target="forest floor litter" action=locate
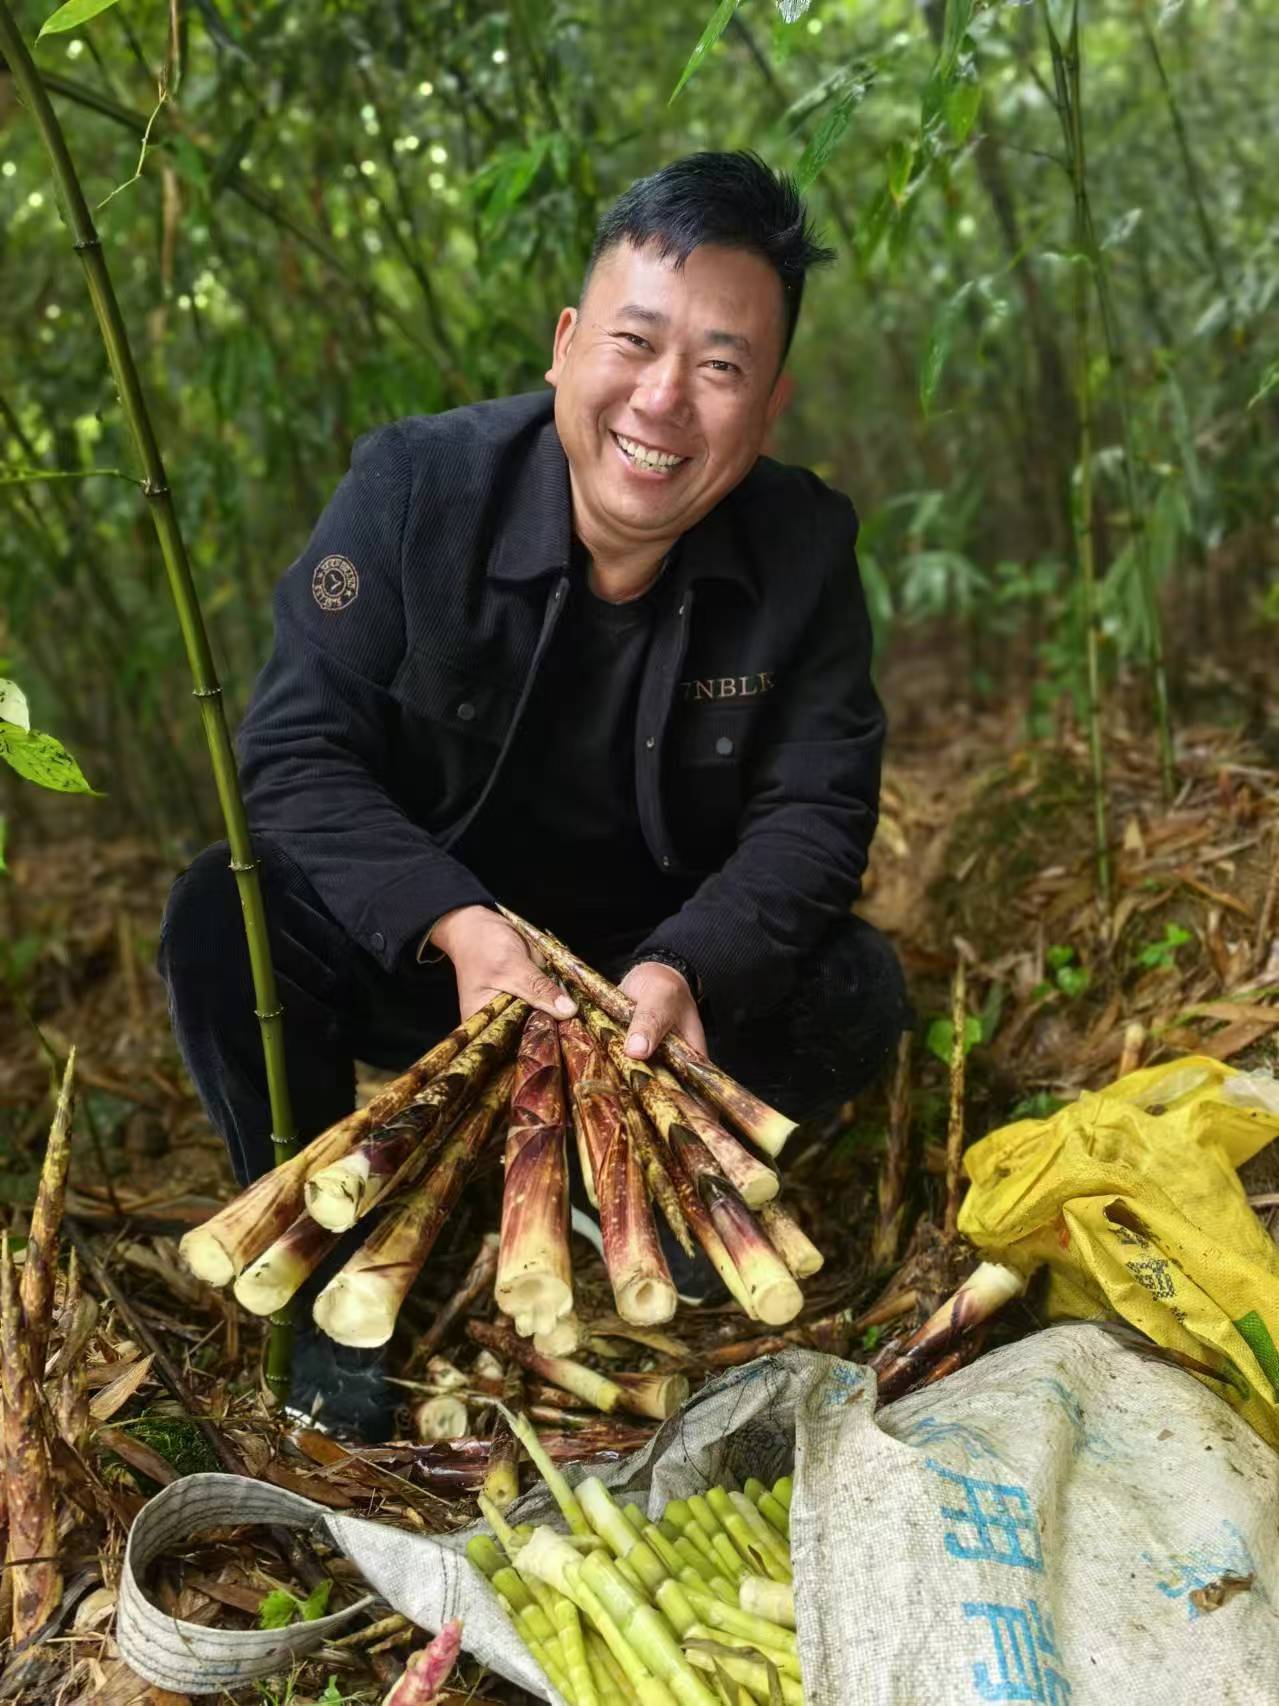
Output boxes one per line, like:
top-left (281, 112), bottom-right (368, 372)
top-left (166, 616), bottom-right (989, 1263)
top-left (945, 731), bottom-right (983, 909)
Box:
top-left (1, 692), bottom-right (1277, 1706)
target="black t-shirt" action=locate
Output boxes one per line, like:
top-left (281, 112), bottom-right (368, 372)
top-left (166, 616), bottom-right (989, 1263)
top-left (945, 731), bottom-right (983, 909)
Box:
top-left (456, 550), bottom-right (696, 965)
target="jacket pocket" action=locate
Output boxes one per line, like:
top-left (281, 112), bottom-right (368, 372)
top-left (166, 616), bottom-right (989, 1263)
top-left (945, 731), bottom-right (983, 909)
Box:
top-left (396, 651), bottom-right (519, 747)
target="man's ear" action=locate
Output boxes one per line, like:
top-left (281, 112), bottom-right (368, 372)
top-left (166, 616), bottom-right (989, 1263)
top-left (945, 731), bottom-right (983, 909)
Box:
top-left (765, 369), bottom-right (794, 426)
top-left (546, 307), bottom-right (578, 386)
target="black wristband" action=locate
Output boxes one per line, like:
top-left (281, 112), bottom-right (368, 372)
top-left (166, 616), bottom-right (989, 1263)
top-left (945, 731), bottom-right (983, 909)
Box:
top-left (626, 947), bottom-right (703, 1002)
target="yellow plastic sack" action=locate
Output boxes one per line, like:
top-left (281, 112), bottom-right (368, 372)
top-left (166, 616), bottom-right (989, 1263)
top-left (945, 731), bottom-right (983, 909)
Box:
top-left (959, 1055), bottom-right (1279, 1447)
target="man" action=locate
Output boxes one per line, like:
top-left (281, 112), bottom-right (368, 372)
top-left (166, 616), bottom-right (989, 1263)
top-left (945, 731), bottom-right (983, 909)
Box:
top-left (159, 151), bottom-right (910, 1434)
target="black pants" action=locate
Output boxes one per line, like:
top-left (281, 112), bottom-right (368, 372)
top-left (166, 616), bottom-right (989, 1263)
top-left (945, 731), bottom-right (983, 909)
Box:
top-left (157, 838), bottom-right (912, 1186)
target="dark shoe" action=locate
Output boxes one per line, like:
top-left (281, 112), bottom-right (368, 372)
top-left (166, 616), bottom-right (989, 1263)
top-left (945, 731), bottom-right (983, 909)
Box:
top-left (285, 1321), bottom-right (395, 1442)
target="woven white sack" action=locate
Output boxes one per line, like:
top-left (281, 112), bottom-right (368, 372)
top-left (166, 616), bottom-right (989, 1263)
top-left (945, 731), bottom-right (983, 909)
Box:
top-left (116, 1323), bottom-right (1279, 1702)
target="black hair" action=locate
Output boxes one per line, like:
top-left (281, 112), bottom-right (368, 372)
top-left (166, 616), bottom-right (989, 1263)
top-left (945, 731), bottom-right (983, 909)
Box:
top-left (584, 151), bottom-right (836, 361)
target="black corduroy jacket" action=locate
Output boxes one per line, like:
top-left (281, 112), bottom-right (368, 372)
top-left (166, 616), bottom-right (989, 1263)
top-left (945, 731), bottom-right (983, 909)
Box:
top-left (236, 390), bottom-right (885, 1022)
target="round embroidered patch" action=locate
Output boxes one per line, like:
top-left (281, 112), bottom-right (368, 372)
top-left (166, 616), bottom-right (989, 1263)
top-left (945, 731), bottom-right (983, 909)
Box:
top-left (311, 554), bottom-right (360, 612)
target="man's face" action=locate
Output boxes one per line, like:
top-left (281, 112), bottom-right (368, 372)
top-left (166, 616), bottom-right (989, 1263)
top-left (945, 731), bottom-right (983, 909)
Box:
top-left (546, 240), bottom-right (790, 557)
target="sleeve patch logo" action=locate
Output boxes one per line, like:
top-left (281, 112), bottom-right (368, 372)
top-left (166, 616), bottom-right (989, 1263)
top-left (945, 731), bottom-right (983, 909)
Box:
top-left (312, 555), bottom-right (360, 611)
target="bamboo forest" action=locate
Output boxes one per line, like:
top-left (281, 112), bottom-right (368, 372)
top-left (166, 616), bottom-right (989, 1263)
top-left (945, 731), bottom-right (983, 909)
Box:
top-left (1, 1), bottom-right (1277, 1702)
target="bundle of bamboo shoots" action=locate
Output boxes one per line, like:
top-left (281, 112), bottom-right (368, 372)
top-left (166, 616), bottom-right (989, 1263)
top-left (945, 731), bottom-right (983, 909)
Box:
top-left (179, 919), bottom-right (824, 1360)
top-left (467, 1410), bottom-right (802, 1705)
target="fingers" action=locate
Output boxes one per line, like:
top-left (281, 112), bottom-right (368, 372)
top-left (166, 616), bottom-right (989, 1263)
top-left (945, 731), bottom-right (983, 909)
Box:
top-left (620, 962), bottom-right (700, 1061)
top-left (507, 958), bottom-right (577, 1019)
top-left (672, 1005), bottom-right (708, 1058)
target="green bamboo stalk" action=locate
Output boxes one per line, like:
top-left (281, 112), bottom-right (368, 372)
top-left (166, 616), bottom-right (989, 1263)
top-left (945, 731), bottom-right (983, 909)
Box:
top-left (1044, 1), bottom-right (1175, 799)
top-left (0, 5), bottom-right (299, 1399)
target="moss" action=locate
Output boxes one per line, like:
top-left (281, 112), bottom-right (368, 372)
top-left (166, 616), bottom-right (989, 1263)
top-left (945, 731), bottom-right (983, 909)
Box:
top-left (127, 1413), bottom-right (222, 1477)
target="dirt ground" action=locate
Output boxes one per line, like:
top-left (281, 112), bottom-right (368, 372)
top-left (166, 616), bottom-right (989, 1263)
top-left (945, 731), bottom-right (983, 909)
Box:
top-left (1, 645), bottom-right (1276, 1703)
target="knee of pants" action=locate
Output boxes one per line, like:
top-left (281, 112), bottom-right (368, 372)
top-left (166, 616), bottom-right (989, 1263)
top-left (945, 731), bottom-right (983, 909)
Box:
top-left (156, 836), bottom-right (319, 999)
top-left (801, 914), bottom-right (914, 1041)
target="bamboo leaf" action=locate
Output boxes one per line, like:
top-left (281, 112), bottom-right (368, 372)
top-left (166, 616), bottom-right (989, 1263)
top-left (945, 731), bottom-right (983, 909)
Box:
top-left (37, 0), bottom-right (121, 40)
top-left (775, 0), bottom-right (812, 19)
top-left (0, 724), bottom-right (99, 795)
top-left (939, 0), bottom-right (975, 76)
top-left (795, 70), bottom-right (871, 192)
top-left (669, 0), bottom-right (740, 104)
top-left (0, 816), bottom-right (7, 876)
top-left (944, 77), bottom-right (983, 142)
top-left (920, 281), bottom-right (975, 415)
top-left (1248, 359), bottom-right (1279, 410)
top-left (0, 679), bottom-right (31, 732)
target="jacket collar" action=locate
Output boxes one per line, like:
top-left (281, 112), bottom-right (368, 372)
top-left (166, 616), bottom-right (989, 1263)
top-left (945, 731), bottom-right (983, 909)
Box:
top-left (487, 404), bottom-right (760, 604)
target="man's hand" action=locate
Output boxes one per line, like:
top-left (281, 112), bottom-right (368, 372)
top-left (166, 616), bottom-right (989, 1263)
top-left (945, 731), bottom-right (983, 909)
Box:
top-left (429, 905), bottom-right (576, 1023)
top-left (619, 961), bottom-right (706, 1061)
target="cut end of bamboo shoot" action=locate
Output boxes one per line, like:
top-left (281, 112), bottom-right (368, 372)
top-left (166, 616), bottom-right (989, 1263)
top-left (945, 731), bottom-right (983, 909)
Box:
top-left (233, 1213), bottom-right (338, 1316)
top-left (614, 1272), bottom-right (679, 1327)
top-left (311, 1271), bottom-right (397, 1347)
top-left (304, 1150), bottom-right (373, 1231)
top-left (178, 1225), bottom-right (238, 1288)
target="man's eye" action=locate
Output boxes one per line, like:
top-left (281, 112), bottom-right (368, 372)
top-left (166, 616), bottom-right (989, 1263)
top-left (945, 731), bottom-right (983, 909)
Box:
top-left (616, 332), bottom-right (650, 349)
top-left (707, 360), bottom-right (741, 375)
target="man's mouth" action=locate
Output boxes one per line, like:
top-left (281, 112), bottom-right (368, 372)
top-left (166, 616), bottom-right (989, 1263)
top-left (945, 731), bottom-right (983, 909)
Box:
top-left (610, 431), bottom-right (690, 474)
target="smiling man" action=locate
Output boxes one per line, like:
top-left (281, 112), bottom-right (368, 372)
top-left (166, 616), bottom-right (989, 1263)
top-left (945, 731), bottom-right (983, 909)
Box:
top-left (159, 152), bottom-right (910, 1434)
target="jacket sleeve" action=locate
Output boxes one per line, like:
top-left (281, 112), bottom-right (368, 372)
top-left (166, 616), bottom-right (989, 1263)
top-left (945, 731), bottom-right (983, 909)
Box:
top-left (634, 492), bottom-right (884, 1023)
top-left (235, 422), bottom-right (494, 972)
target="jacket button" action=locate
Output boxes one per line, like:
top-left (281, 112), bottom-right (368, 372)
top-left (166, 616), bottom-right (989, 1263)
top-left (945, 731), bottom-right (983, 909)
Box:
top-left (645, 736), bottom-right (656, 750)
top-left (371, 931), bottom-right (386, 952)
top-left (457, 701), bottom-right (476, 721)
top-left (715, 736), bottom-right (735, 757)
top-left (661, 856), bottom-right (671, 869)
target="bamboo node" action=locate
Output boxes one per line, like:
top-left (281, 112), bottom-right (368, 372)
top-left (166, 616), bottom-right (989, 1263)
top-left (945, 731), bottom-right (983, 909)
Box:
top-left (72, 235), bottom-right (102, 252)
top-left (192, 684), bottom-right (223, 699)
top-left (255, 1004), bottom-right (285, 1021)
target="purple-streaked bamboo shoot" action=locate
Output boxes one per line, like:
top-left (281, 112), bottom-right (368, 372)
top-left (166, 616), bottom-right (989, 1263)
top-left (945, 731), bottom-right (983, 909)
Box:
top-left (500, 910), bottom-right (797, 1156)
top-left (417, 1232), bottom-right (499, 1364)
top-left (232, 1211), bottom-right (340, 1316)
top-left (306, 1001), bottom-right (528, 1231)
top-left (468, 1320), bottom-right (687, 1421)
top-left (495, 1012), bottom-right (573, 1338)
top-left (874, 1262), bottom-right (1027, 1400)
top-left (560, 1019), bottom-right (677, 1327)
top-left (577, 1001), bottom-right (776, 1209)
top-left (182, 997), bottom-right (513, 1284)
top-left (312, 1070), bottom-right (512, 1347)
top-left (533, 1312), bottom-right (583, 1357)
top-left (758, 1201), bottom-right (824, 1280)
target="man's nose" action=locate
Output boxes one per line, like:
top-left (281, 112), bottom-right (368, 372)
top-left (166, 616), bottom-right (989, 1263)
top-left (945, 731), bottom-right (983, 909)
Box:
top-left (632, 358), bottom-right (692, 422)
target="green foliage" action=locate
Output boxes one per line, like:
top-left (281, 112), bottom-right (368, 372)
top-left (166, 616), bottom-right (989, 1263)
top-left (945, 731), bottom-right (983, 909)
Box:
top-left (1032, 945), bottom-right (1091, 1001)
top-left (36, 0), bottom-right (120, 41)
top-left (0, 0), bottom-right (1273, 836)
top-left (925, 979), bottom-right (1003, 1065)
top-left (670, 0), bottom-right (741, 103)
top-left (1134, 921), bottom-right (1193, 971)
top-left (1007, 1090), bottom-right (1068, 1121)
top-left (0, 679), bottom-right (98, 794)
top-left (926, 1013), bottom-right (980, 1064)
top-left (258, 1578), bottom-right (334, 1631)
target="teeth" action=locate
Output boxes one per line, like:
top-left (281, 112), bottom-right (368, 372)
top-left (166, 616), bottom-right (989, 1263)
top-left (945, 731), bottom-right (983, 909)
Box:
top-left (616, 433), bottom-right (685, 472)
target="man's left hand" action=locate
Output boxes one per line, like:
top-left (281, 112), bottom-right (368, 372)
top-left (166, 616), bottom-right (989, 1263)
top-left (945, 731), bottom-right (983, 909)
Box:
top-left (619, 961), bottom-right (707, 1061)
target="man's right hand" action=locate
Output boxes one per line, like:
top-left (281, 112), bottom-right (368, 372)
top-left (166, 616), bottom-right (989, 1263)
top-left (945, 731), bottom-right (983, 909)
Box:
top-left (428, 905), bottom-right (577, 1024)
